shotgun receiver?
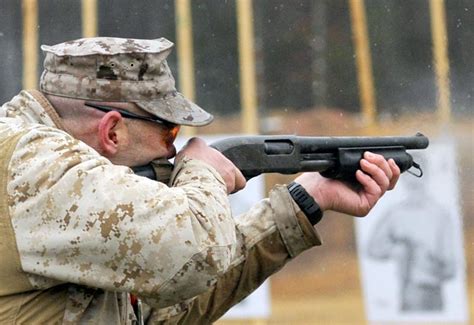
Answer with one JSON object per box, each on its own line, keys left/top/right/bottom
{"left": 133, "top": 133, "right": 429, "bottom": 182}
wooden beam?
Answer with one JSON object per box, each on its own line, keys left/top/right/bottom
{"left": 429, "top": 0, "right": 451, "bottom": 123}
{"left": 349, "top": 0, "right": 377, "bottom": 126}
{"left": 22, "top": 0, "right": 38, "bottom": 90}
{"left": 175, "top": 0, "right": 196, "bottom": 136}
{"left": 236, "top": 0, "right": 258, "bottom": 134}
{"left": 81, "top": 0, "right": 98, "bottom": 38}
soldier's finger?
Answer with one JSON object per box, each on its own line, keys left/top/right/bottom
{"left": 387, "top": 159, "right": 401, "bottom": 190}
{"left": 231, "top": 169, "right": 247, "bottom": 193}
{"left": 355, "top": 170, "right": 381, "bottom": 215}
{"left": 363, "top": 151, "right": 392, "bottom": 180}
{"left": 360, "top": 159, "right": 390, "bottom": 192}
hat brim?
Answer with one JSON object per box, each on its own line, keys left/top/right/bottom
{"left": 135, "top": 92, "right": 213, "bottom": 126}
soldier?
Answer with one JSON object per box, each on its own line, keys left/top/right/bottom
{"left": 0, "top": 37, "right": 400, "bottom": 324}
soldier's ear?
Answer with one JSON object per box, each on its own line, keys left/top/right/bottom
{"left": 97, "top": 111, "right": 128, "bottom": 157}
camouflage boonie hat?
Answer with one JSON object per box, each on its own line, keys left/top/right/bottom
{"left": 39, "top": 37, "right": 213, "bottom": 126}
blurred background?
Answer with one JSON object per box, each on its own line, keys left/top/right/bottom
{"left": 0, "top": 0, "right": 472, "bottom": 323}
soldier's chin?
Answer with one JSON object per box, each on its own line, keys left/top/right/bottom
{"left": 166, "top": 145, "right": 177, "bottom": 159}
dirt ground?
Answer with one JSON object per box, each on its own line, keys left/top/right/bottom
{"left": 210, "top": 109, "right": 473, "bottom": 324}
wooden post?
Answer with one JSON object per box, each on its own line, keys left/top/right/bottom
{"left": 429, "top": 0, "right": 451, "bottom": 123}
{"left": 175, "top": 0, "right": 196, "bottom": 136}
{"left": 81, "top": 0, "right": 98, "bottom": 38}
{"left": 22, "top": 0, "right": 38, "bottom": 90}
{"left": 236, "top": 0, "right": 259, "bottom": 134}
{"left": 349, "top": 0, "right": 377, "bottom": 127}
{"left": 235, "top": 1, "right": 267, "bottom": 321}
{"left": 311, "top": 1, "right": 328, "bottom": 107}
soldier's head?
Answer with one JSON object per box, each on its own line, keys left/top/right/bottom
{"left": 39, "top": 37, "right": 213, "bottom": 166}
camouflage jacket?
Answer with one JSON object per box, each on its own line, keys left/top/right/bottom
{"left": 0, "top": 90, "right": 321, "bottom": 324}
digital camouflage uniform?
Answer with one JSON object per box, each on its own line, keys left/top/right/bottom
{"left": 0, "top": 38, "right": 321, "bottom": 324}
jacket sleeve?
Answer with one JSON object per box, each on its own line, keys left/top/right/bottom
{"left": 144, "top": 186, "right": 322, "bottom": 324}
{"left": 8, "top": 126, "right": 320, "bottom": 311}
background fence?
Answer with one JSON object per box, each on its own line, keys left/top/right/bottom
{"left": 1, "top": 1, "right": 473, "bottom": 120}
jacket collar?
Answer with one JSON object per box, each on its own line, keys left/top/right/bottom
{"left": 0, "top": 90, "right": 67, "bottom": 131}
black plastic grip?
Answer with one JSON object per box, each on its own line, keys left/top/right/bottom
{"left": 320, "top": 146, "right": 413, "bottom": 180}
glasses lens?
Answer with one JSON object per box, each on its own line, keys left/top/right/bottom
{"left": 161, "top": 125, "right": 180, "bottom": 147}
{"left": 84, "top": 102, "right": 181, "bottom": 142}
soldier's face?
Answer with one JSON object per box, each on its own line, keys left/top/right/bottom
{"left": 126, "top": 119, "right": 181, "bottom": 165}
{"left": 89, "top": 101, "right": 181, "bottom": 166}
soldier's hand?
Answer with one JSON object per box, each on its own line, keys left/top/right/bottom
{"left": 294, "top": 152, "right": 400, "bottom": 217}
{"left": 176, "top": 137, "right": 246, "bottom": 194}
